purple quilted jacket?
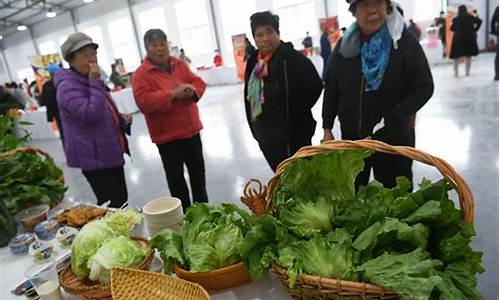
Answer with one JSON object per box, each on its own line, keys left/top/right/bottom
{"left": 54, "top": 68, "right": 125, "bottom": 171}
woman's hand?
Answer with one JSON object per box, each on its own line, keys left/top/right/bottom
{"left": 122, "top": 113, "right": 133, "bottom": 125}
{"left": 89, "top": 63, "right": 101, "bottom": 79}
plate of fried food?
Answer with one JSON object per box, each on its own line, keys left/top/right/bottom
{"left": 55, "top": 206, "right": 108, "bottom": 227}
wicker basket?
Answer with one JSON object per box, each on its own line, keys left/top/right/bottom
{"left": 111, "top": 267, "right": 210, "bottom": 300}
{"left": 242, "top": 139, "right": 475, "bottom": 300}
{"left": 0, "top": 146, "right": 65, "bottom": 209}
{"left": 59, "top": 237, "right": 155, "bottom": 300}
{"left": 174, "top": 262, "right": 253, "bottom": 290}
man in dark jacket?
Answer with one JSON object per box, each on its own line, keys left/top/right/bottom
{"left": 322, "top": 0, "right": 434, "bottom": 189}
{"left": 244, "top": 11, "right": 323, "bottom": 171}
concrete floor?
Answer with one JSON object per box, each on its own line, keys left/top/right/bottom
{"left": 31, "top": 53, "right": 498, "bottom": 299}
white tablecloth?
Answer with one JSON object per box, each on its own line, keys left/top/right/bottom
{"left": 110, "top": 88, "right": 139, "bottom": 114}
{"left": 196, "top": 67, "right": 241, "bottom": 86}
{"left": 16, "top": 107, "right": 58, "bottom": 140}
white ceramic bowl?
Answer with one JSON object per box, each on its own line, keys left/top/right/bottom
{"left": 143, "top": 197, "right": 183, "bottom": 237}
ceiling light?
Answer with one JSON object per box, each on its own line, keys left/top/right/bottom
{"left": 0, "top": 35, "right": 3, "bottom": 40}
{"left": 46, "top": 9, "right": 56, "bottom": 18}
{"left": 17, "top": 24, "right": 27, "bottom": 31}
{"left": 83, "top": 0, "right": 94, "bottom": 3}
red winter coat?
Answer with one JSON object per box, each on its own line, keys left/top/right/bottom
{"left": 132, "top": 57, "right": 206, "bottom": 144}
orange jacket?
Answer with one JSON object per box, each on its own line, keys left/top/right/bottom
{"left": 132, "top": 57, "right": 206, "bottom": 144}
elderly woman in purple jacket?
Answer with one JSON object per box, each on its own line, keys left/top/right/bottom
{"left": 55, "top": 32, "right": 132, "bottom": 208}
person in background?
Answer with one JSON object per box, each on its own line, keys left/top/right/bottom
{"left": 179, "top": 48, "right": 192, "bottom": 66}
{"left": 407, "top": 19, "right": 422, "bottom": 40}
{"left": 302, "top": 31, "right": 313, "bottom": 56}
{"left": 244, "top": 11, "right": 323, "bottom": 171}
{"left": 132, "top": 29, "right": 209, "bottom": 212}
{"left": 213, "top": 49, "right": 223, "bottom": 67}
{"left": 244, "top": 37, "right": 256, "bottom": 62}
{"left": 320, "top": 26, "right": 332, "bottom": 79}
{"left": 491, "top": 5, "right": 499, "bottom": 81}
{"left": 23, "top": 78, "right": 32, "bottom": 97}
{"left": 40, "top": 63, "right": 64, "bottom": 142}
{"left": 450, "top": 5, "right": 482, "bottom": 77}
{"left": 435, "top": 11, "right": 447, "bottom": 58}
{"left": 55, "top": 32, "right": 133, "bottom": 208}
{"left": 322, "top": 0, "right": 433, "bottom": 189}
{"left": 0, "top": 85, "right": 24, "bottom": 115}
{"left": 110, "top": 63, "right": 126, "bottom": 89}
{"left": 9, "top": 82, "right": 29, "bottom": 107}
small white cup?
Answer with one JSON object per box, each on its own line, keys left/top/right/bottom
{"left": 143, "top": 197, "right": 184, "bottom": 237}
{"left": 25, "top": 262, "right": 62, "bottom": 300}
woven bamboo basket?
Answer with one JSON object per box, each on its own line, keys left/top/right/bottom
{"left": 59, "top": 237, "right": 155, "bottom": 300}
{"left": 174, "top": 261, "right": 253, "bottom": 290}
{"left": 0, "top": 146, "right": 65, "bottom": 209}
{"left": 111, "top": 267, "right": 211, "bottom": 300}
{"left": 241, "top": 139, "right": 475, "bottom": 300}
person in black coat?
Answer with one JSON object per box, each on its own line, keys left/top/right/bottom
{"left": 40, "top": 64, "right": 64, "bottom": 142}
{"left": 450, "top": 5, "right": 482, "bottom": 76}
{"left": 320, "top": 27, "right": 332, "bottom": 79}
{"left": 322, "top": 0, "right": 434, "bottom": 189}
{"left": 491, "top": 6, "right": 499, "bottom": 80}
{"left": 244, "top": 11, "right": 323, "bottom": 171}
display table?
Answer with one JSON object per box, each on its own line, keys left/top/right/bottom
{"left": 110, "top": 88, "right": 139, "bottom": 114}
{"left": 16, "top": 107, "right": 58, "bottom": 141}
{"left": 195, "top": 66, "right": 241, "bottom": 86}
{"left": 0, "top": 200, "right": 292, "bottom": 300}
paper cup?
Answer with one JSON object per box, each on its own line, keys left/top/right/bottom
{"left": 143, "top": 197, "right": 183, "bottom": 237}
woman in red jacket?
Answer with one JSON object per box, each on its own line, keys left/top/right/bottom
{"left": 132, "top": 29, "right": 208, "bottom": 211}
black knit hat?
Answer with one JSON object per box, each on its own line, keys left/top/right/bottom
{"left": 250, "top": 11, "right": 280, "bottom": 37}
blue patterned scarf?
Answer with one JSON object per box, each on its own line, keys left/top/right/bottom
{"left": 361, "top": 23, "right": 392, "bottom": 91}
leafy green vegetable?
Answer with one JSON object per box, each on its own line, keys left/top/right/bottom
{"left": 71, "top": 220, "right": 116, "bottom": 279}
{"left": 71, "top": 209, "right": 144, "bottom": 279}
{"left": 434, "top": 271, "right": 469, "bottom": 300}
{"left": 0, "top": 113, "right": 30, "bottom": 153}
{"left": 358, "top": 249, "right": 442, "bottom": 300}
{"left": 273, "top": 150, "right": 372, "bottom": 238}
{"left": 278, "top": 197, "right": 334, "bottom": 238}
{"left": 300, "top": 229, "right": 357, "bottom": 284}
{"left": 153, "top": 203, "right": 254, "bottom": 274}
{"left": 353, "top": 218, "right": 429, "bottom": 260}
{"left": 88, "top": 236, "right": 147, "bottom": 283}
{"left": 444, "top": 262, "right": 484, "bottom": 300}
{"left": 0, "top": 152, "right": 66, "bottom": 215}
{"left": 151, "top": 229, "right": 185, "bottom": 274}
{"left": 104, "top": 209, "right": 142, "bottom": 236}
{"left": 239, "top": 214, "right": 285, "bottom": 280}
{"left": 334, "top": 177, "right": 416, "bottom": 236}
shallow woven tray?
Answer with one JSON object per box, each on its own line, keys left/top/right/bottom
{"left": 59, "top": 237, "right": 154, "bottom": 300}
{"left": 174, "top": 261, "right": 252, "bottom": 290}
{"left": 111, "top": 267, "right": 211, "bottom": 300}
{"left": 242, "top": 139, "right": 475, "bottom": 300}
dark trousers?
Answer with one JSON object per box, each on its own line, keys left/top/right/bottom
{"left": 344, "top": 126, "right": 415, "bottom": 190}
{"left": 259, "top": 138, "right": 311, "bottom": 172}
{"left": 82, "top": 166, "right": 128, "bottom": 208}
{"left": 495, "top": 39, "right": 499, "bottom": 80}
{"left": 54, "top": 115, "right": 64, "bottom": 143}
{"left": 156, "top": 134, "right": 208, "bottom": 212}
